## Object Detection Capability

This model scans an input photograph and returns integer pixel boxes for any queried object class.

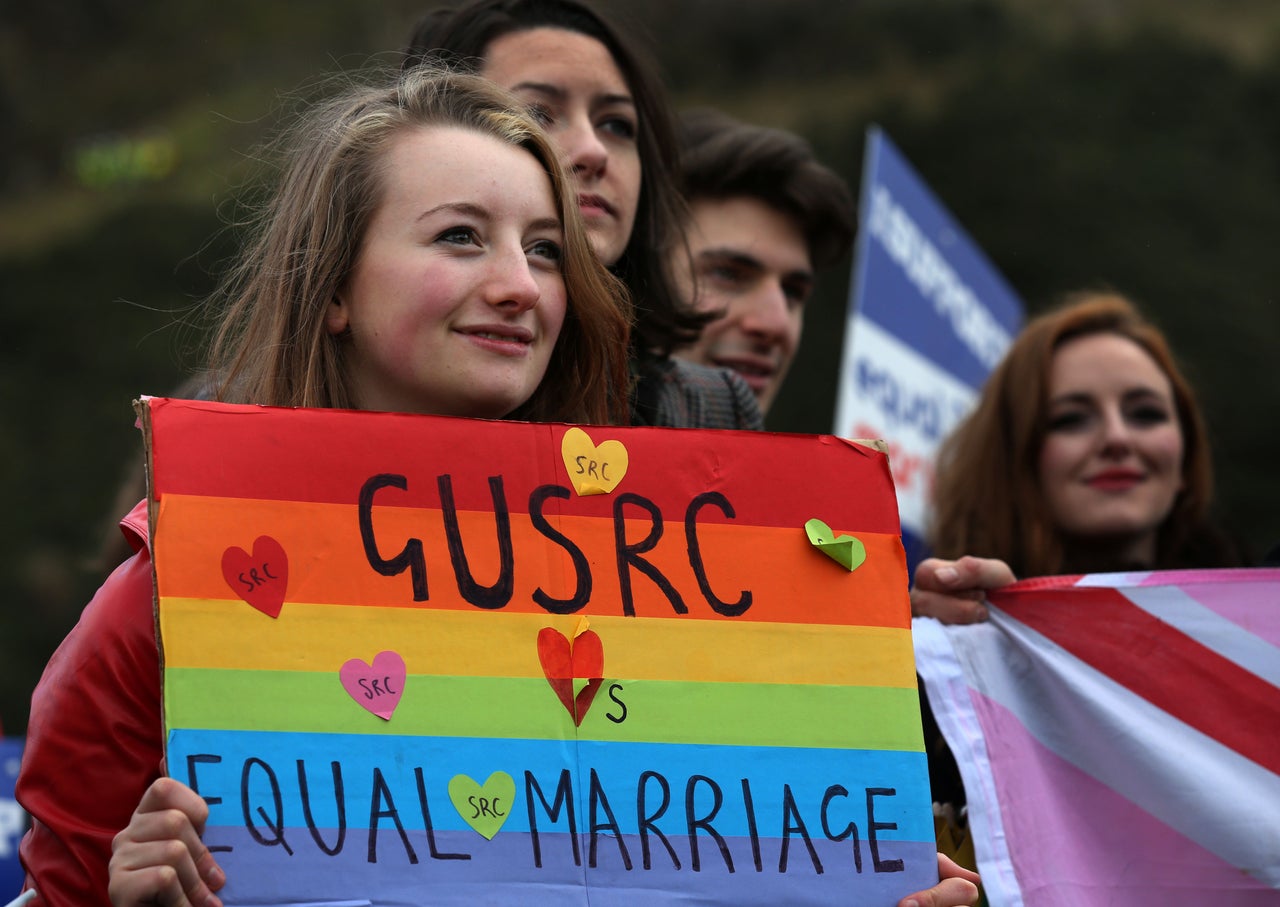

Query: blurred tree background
[2,0,1277,733]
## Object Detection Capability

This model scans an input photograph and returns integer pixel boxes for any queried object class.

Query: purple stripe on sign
[204,826,939,906]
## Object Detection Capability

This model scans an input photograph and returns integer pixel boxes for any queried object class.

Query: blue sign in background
[836,128,1025,574]
[851,127,1024,389]
[1,737,27,899]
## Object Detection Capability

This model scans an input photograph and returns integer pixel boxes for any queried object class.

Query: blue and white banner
[834,128,1023,569]
[0,737,27,898]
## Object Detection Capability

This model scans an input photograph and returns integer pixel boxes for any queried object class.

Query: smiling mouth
[467,330,529,342]
[1086,470,1145,491]
[724,362,773,378]
[715,357,775,378]
[457,326,535,353]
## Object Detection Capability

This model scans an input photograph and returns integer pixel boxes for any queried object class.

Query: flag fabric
[913,569,1280,906]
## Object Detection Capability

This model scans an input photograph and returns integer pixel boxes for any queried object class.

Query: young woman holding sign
[16,66,978,907]
[16,64,630,907]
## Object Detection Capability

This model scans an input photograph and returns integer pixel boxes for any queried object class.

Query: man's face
[673,196,813,415]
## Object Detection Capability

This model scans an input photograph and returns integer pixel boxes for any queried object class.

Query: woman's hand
[897,853,982,906]
[108,776,226,907]
[911,556,1016,624]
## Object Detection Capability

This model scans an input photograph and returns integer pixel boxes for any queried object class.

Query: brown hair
[929,290,1230,576]
[205,65,630,425]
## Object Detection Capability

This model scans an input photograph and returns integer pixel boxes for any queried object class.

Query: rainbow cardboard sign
[141,397,936,905]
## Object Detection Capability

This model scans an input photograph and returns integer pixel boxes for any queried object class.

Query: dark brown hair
[677,107,854,268]
[403,0,707,356]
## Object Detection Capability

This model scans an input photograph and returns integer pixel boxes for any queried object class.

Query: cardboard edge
[851,437,889,455]
[838,437,890,456]
[132,396,168,762]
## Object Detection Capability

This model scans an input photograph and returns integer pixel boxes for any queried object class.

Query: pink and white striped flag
[914,568,1280,906]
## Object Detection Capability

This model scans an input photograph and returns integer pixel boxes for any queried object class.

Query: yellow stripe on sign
[158,599,918,688]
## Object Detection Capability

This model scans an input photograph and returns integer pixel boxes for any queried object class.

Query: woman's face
[482,27,641,268]
[327,126,567,419]
[1037,333,1185,563]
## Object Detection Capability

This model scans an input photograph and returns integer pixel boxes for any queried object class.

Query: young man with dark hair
[671,108,855,416]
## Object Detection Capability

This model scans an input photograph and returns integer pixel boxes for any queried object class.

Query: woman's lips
[457,324,534,356]
[1086,468,1145,491]
[577,193,614,218]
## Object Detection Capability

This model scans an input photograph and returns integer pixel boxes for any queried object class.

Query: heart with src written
[560,427,628,496]
[221,536,289,618]
[537,626,604,726]
[339,650,407,720]
[448,771,516,840]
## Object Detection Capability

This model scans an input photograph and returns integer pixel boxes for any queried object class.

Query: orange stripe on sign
[155,494,909,627]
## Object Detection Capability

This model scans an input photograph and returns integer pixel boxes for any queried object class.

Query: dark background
[2,0,1278,733]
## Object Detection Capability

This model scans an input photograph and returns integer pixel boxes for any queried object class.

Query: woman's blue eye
[438,226,477,245]
[529,239,562,262]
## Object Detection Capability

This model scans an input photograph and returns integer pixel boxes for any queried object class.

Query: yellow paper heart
[561,427,629,496]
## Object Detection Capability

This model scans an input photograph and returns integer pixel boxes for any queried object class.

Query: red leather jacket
[17,501,163,907]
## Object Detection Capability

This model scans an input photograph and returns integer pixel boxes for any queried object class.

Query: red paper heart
[221,536,289,618]
[537,627,604,727]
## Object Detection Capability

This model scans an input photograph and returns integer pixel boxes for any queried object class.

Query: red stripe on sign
[988,583,1280,776]
[143,398,904,535]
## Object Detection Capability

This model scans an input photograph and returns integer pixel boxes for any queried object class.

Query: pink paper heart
[339,650,407,720]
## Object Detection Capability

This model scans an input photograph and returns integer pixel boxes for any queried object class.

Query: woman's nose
[483,246,541,313]
[1099,407,1134,455]
[561,116,608,180]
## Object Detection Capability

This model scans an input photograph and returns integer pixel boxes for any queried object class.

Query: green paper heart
[804,518,867,572]
[448,772,516,840]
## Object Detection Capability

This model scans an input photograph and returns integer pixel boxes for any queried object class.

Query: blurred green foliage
[1,0,1277,733]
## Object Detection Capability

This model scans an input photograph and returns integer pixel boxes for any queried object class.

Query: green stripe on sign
[164,669,924,752]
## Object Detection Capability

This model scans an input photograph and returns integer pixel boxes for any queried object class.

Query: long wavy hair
[929,291,1236,576]
[205,65,631,425]
[403,0,707,356]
